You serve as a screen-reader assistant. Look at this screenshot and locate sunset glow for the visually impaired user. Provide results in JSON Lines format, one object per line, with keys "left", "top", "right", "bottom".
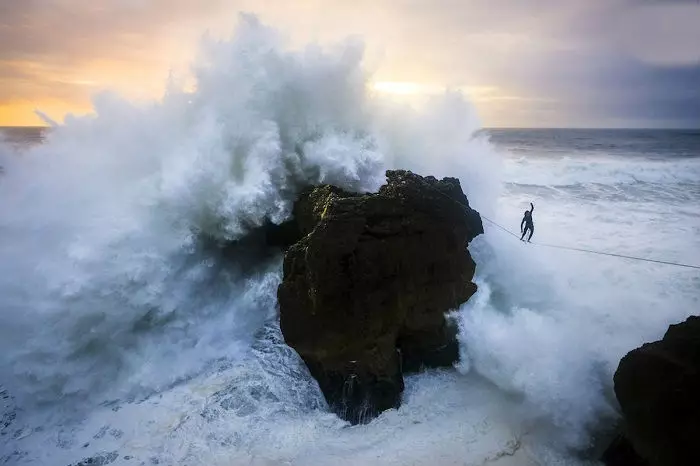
{"left": 371, "top": 82, "right": 429, "bottom": 95}
{"left": 1, "top": 1, "right": 698, "bottom": 128}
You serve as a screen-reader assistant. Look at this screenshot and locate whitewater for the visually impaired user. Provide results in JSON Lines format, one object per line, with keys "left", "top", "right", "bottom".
{"left": 1, "top": 15, "right": 699, "bottom": 466}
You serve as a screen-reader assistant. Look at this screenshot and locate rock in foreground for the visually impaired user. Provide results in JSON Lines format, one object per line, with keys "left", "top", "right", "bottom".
{"left": 278, "top": 170, "right": 483, "bottom": 423}
{"left": 601, "top": 434, "right": 650, "bottom": 466}
{"left": 613, "top": 315, "right": 700, "bottom": 466}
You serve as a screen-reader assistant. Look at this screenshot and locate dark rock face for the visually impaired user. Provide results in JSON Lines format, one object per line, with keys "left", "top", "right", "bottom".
{"left": 601, "top": 434, "right": 650, "bottom": 466}
{"left": 278, "top": 170, "right": 483, "bottom": 423}
{"left": 613, "top": 315, "right": 700, "bottom": 466}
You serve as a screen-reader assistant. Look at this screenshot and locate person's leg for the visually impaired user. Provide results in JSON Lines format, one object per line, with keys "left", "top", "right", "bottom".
{"left": 527, "top": 225, "right": 534, "bottom": 241}
{"left": 521, "top": 225, "right": 531, "bottom": 241}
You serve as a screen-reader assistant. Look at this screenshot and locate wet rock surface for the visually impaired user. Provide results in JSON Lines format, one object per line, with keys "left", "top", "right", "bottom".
{"left": 611, "top": 315, "right": 700, "bottom": 466}
{"left": 601, "top": 433, "right": 650, "bottom": 466}
{"left": 278, "top": 170, "right": 483, "bottom": 423}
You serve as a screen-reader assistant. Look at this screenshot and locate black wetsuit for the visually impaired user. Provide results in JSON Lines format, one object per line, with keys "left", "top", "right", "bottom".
{"left": 520, "top": 204, "right": 534, "bottom": 241}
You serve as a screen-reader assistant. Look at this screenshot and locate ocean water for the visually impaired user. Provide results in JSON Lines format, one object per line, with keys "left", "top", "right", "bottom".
{"left": 1, "top": 16, "right": 699, "bottom": 466}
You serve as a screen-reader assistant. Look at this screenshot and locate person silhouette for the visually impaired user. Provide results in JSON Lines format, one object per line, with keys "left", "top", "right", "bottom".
{"left": 520, "top": 202, "right": 534, "bottom": 242}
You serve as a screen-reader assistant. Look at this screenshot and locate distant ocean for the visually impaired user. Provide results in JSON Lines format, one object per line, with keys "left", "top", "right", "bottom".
{"left": 0, "top": 126, "right": 46, "bottom": 148}
{"left": 4, "top": 125, "right": 698, "bottom": 155}
{"left": 487, "top": 127, "right": 700, "bottom": 159}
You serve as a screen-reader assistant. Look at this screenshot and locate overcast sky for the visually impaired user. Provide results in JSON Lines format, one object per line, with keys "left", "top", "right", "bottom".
{"left": 1, "top": 0, "right": 699, "bottom": 127}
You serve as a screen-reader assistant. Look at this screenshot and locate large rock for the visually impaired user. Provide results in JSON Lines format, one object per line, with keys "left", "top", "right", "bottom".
{"left": 601, "top": 434, "right": 650, "bottom": 466}
{"left": 278, "top": 170, "right": 483, "bottom": 423}
{"left": 613, "top": 315, "right": 700, "bottom": 466}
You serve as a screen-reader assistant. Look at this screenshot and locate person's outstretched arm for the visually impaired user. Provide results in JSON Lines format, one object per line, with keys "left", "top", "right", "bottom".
{"left": 530, "top": 202, "right": 534, "bottom": 213}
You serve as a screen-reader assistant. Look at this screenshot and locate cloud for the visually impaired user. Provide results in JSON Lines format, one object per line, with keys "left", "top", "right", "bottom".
{"left": 612, "top": 2, "right": 700, "bottom": 67}
{"left": 0, "top": 1, "right": 226, "bottom": 62}
{"left": 396, "top": 0, "right": 700, "bottom": 127}
{"left": 1, "top": 0, "right": 698, "bottom": 127}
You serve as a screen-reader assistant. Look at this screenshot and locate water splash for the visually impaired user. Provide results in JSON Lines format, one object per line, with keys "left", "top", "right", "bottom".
{"left": 0, "top": 14, "right": 496, "bottom": 417}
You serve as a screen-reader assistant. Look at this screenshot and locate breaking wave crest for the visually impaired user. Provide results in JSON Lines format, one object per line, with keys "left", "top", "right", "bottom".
{"left": 0, "top": 14, "right": 497, "bottom": 415}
